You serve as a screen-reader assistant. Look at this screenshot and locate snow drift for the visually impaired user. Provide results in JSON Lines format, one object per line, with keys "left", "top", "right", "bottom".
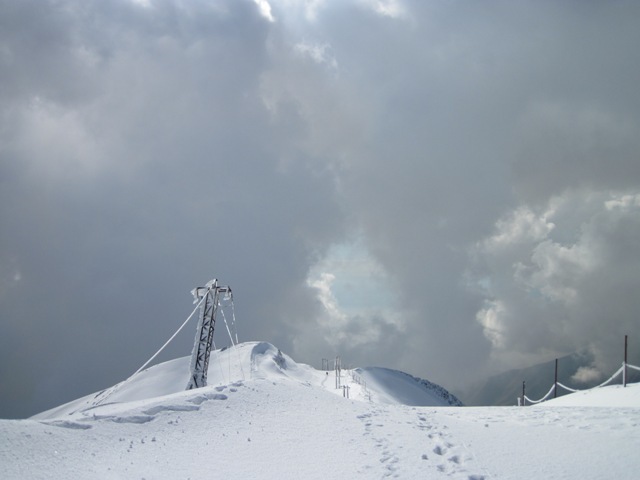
{"left": 33, "top": 341, "right": 460, "bottom": 420}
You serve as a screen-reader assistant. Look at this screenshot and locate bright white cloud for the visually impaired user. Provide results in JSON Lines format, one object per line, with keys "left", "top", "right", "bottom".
{"left": 515, "top": 239, "right": 594, "bottom": 306}
{"left": 605, "top": 193, "right": 640, "bottom": 211}
{"left": 572, "top": 365, "right": 602, "bottom": 384}
{"left": 472, "top": 190, "right": 640, "bottom": 374}
{"left": 254, "top": 0, "right": 275, "bottom": 22}
{"left": 481, "top": 206, "right": 555, "bottom": 253}
{"left": 476, "top": 299, "right": 507, "bottom": 349}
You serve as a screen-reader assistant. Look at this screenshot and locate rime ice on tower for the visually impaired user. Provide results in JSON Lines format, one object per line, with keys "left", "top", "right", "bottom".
{"left": 186, "top": 279, "right": 233, "bottom": 390}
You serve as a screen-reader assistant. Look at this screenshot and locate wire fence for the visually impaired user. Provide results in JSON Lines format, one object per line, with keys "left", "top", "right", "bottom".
{"left": 350, "top": 370, "right": 372, "bottom": 402}
{"left": 520, "top": 335, "right": 639, "bottom": 406}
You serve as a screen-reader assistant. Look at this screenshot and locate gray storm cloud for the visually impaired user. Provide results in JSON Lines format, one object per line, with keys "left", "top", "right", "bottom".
{"left": 1, "top": 0, "right": 640, "bottom": 417}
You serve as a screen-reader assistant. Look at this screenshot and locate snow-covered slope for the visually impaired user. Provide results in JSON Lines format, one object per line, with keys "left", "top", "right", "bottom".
{"left": 356, "top": 367, "right": 462, "bottom": 406}
{"left": 33, "top": 341, "right": 459, "bottom": 420}
{"left": 539, "top": 382, "right": 640, "bottom": 407}
{"left": 2, "top": 341, "right": 640, "bottom": 479}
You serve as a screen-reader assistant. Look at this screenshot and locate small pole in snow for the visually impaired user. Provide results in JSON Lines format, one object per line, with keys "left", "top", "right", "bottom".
{"left": 624, "top": 335, "right": 628, "bottom": 388}
{"left": 554, "top": 358, "right": 558, "bottom": 399}
{"left": 522, "top": 381, "right": 526, "bottom": 406}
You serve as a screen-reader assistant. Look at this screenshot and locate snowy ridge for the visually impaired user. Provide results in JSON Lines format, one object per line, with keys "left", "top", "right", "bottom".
{"left": 356, "top": 367, "right": 462, "bottom": 407}
{"left": 32, "top": 341, "right": 460, "bottom": 420}
{"left": 356, "top": 367, "right": 463, "bottom": 406}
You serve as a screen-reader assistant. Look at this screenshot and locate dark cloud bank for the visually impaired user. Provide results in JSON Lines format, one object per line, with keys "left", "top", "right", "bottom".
{"left": 2, "top": 0, "right": 640, "bottom": 417}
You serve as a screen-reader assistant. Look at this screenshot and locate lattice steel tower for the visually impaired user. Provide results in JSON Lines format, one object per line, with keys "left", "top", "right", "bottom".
{"left": 186, "top": 279, "right": 232, "bottom": 390}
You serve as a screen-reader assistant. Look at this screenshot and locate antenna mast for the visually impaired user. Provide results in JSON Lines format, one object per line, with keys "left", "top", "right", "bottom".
{"left": 186, "top": 279, "right": 232, "bottom": 390}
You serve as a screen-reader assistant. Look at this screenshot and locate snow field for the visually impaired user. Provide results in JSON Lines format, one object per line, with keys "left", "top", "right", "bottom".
{"left": 2, "top": 341, "right": 640, "bottom": 479}
{"left": 1, "top": 379, "right": 487, "bottom": 479}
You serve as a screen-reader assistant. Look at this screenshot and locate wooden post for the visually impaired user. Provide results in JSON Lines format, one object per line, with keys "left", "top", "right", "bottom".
{"left": 522, "top": 381, "right": 526, "bottom": 406}
{"left": 624, "top": 335, "right": 628, "bottom": 388}
{"left": 554, "top": 358, "right": 558, "bottom": 398}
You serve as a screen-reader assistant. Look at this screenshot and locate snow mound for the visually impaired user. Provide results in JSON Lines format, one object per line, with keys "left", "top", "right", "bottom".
{"left": 248, "top": 341, "right": 316, "bottom": 383}
{"left": 33, "top": 341, "right": 461, "bottom": 420}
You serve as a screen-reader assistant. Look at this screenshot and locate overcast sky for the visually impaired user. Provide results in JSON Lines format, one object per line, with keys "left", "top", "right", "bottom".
{"left": 2, "top": 0, "right": 640, "bottom": 418}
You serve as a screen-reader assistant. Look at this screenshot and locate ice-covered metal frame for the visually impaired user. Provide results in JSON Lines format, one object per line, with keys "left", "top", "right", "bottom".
{"left": 186, "top": 279, "right": 232, "bottom": 390}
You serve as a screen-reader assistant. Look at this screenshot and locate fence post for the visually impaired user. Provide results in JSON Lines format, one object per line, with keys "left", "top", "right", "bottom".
{"left": 322, "top": 358, "right": 329, "bottom": 371}
{"left": 554, "top": 358, "right": 558, "bottom": 398}
{"left": 624, "top": 335, "right": 628, "bottom": 388}
{"left": 522, "top": 381, "right": 526, "bottom": 406}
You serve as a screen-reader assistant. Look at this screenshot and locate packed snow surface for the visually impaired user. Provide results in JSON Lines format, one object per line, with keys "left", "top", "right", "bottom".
{"left": 2, "top": 341, "right": 640, "bottom": 479}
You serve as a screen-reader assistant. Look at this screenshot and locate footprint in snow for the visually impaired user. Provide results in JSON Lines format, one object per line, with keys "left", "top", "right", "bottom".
{"left": 433, "top": 444, "right": 447, "bottom": 456}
